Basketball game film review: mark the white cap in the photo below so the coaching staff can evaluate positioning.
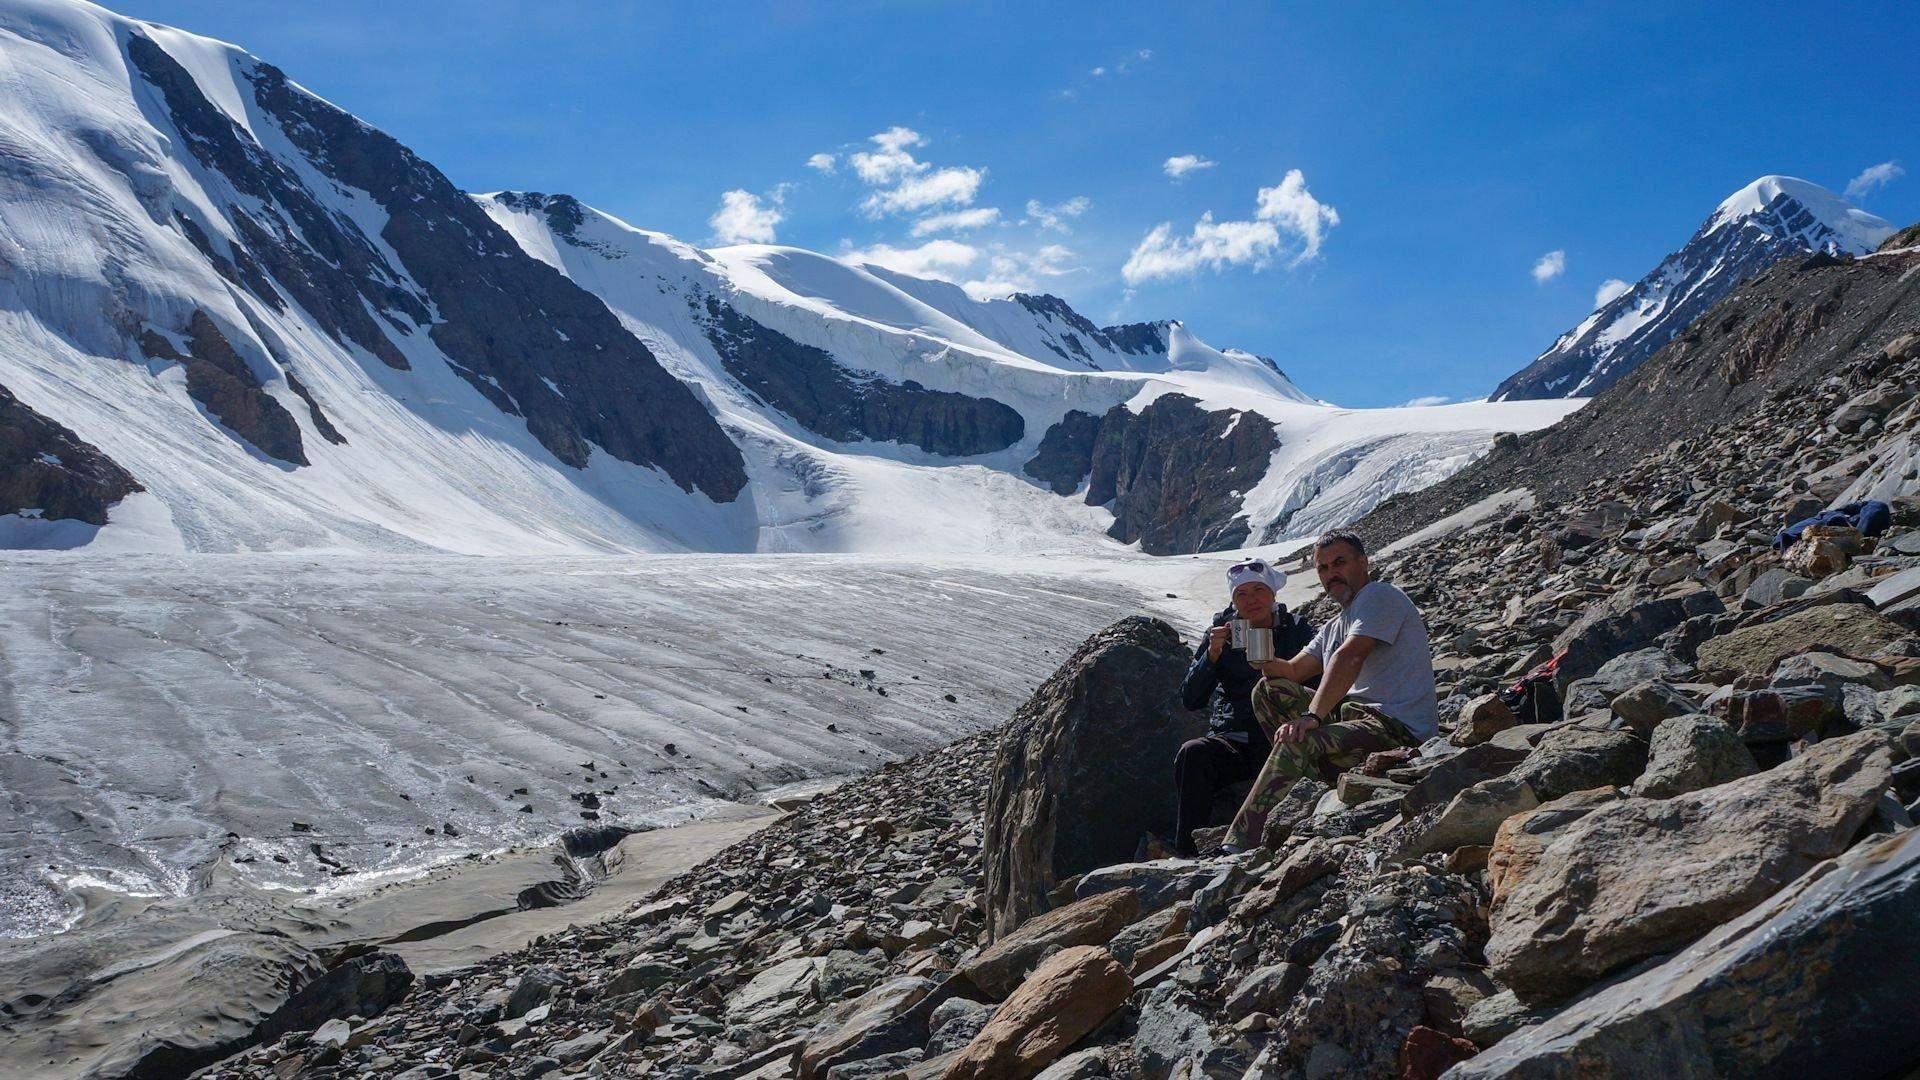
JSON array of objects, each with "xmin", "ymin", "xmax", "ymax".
[{"xmin": 1226, "ymin": 558, "xmax": 1286, "ymax": 595}]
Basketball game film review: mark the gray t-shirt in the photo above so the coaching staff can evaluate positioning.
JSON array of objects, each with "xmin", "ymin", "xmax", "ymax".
[{"xmin": 1306, "ymin": 580, "xmax": 1438, "ymax": 740}]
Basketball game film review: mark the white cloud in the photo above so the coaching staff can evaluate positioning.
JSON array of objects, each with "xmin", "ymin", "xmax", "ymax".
[
  {"xmin": 1255, "ymin": 171, "xmax": 1340, "ymax": 263},
  {"xmin": 805, "ymin": 152, "xmax": 837, "ymax": 173},
  {"xmin": 865, "ymin": 166, "xmax": 984, "ymax": 216},
  {"xmin": 1398, "ymin": 395, "xmax": 1451, "ymax": 408},
  {"xmin": 911, "ymin": 207, "xmax": 1002, "ymax": 236},
  {"xmin": 843, "ymin": 239, "xmax": 980, "ymax": 279},
  {"xmin": 1594, "ymin": 278, "xmax": 1631, "ymax": 308},
  {"xmin": 1845, "ymin": 161, "xmax": 1904, "ymax": 200},
  {"xmin": 850, "ymin": 126, "xmax": 927, "ymax": 184},
  {"xmin": 1024, "ymin": 196, "xmax": 1090, "ymax": 233},
  {"xmin": 1163, "ymin": 154, "xmax": 1217, "ymax": 180},
  {"xmin": 709, "ymin": 188, "xmax": 783, "ymax": 245},
  {"xmin": 1121, "ymin": 169, "xmax": 1339, "ymax": 284},
  {"xmin": 1089, "ymin": 65, "xmax": 1107, "ymax": 77},
  {"xmin": 844, "ymin": 127, "xmax": 984, "ymax": 217},
  {"xmin": 1532, "ymin": 250, "xmax": 1566, "ymax": 283}
]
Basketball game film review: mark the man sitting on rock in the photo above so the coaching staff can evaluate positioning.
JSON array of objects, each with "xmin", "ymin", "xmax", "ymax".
[
  {"xmin": 1222, "ymin": 530, "xmax": 1437, "ymax": 850},
  {"xmin": 1172, "ymin": 558, "xmax": 1315, "ymax": 856}
]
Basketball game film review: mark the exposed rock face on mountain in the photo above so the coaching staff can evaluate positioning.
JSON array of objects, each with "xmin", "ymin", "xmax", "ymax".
[
  {"xmin": 1493, "ymin": 176, "xmax": 1894, "ymax": 401},
  {"xmin": 1009, "ymin": 294, "xmax": 1161, "ymax": 367},
  {"xmin": 137, "ymin": 312, "xmax": 309, "ymax": 466},
  {"xmin": 0, "ymin": 383, "xmax": 141, "ymax": 524},
  {"xmin": 698, "ymin": 295, "xmax": 1025, "ymax": 456},
  {"xmin": 119, "ymin": 30, "xmax": 752, "ymax": 499},
  {"xmin": 1363, "ymin": 243, "xmax": 1920, "ymax": 547},
  {"xmin": 1023, "ymin": 395, "xmax": 1280, "ymax": 554}
]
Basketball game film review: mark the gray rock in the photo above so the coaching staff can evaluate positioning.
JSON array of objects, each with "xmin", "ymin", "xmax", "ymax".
[
  {"xmin": 824, "ymin": 1048, "xmax": 925, "ymax": 1079},
  {"xmin": 958, "ymin": 889, "xmax": 1140, "ymax": 999},
  {"xmin": 604, "ymin": 961, "xmax": 677, "ymax": 998},
  {"xmin": 1508, "ymin": 725, "xmax": 1648, "ymax": 800},
  {"xmin": 1402, "ymin": 742, "xmax": 1529, "ymax": 814},
  {"xmin": 981, "ymin": 618, "xmax": 1201, "ymax": 937},
  {"xmin": 1553, "ymin": 590, "xmax": 1722, "ymax": 690},
  {"xmin": 1032, "ymin": 1048, "xmax": 1111, "ymax": 1079},
  {"xmin": 1607, "ymin": 680, "xmax": 1699, "ymax": 733},
  {"xmin": 725, "ymin": 956, "xmax": 824, "ymax": 1024},
  {"xmin": 1562, "ymin": 647, "xmax": 1695, "ymax": 715},
  {"xmin": 1772, "ymin": 650, "xmax": 1893, "ymax": 691},
  {"xmin": 1633, "ymin": 715, "xmax": 1758, "ymax": 798},
  {"xmin": 1075, "ymin": 859, "xmax": 1218, "ymax": 915},
  {"xmin": 1455, "ymin": 827, "xmax": 1920, "ymax": 1077},
  {"xmin": 1487, "ymin": 730, "xmax": 1894, "ymax": 1001},
  {"xmin": 1461, "ymin": 989, "xmax": 1557, "ymax": 1047},
  {"xmin": 925, "ymin": 997, "xmax": 994, "ymax": 1056},
  {"xmin": 505, "ymin": 966, "xmax": 566, "ymax": 1021},
  {"xmin": 796, "ymin": 975, "xmax": 936, "ymax": 1080},
  {"xmin": 1259, "ymin": 777, "xmax": 1330, "ymax": 848},
  {"xmin": 1223, "ymin": 963, "xmax": 1308, "ymax": 1021},
  {"xmin": 1132, "ymin": 982, "xmax": 1214, "ymax": 1078},
  {"xmin": 1742, "ymin": 567, "xmax": 1813, "ymax": 609}
]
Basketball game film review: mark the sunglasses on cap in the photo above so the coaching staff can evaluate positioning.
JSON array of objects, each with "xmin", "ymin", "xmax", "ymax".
[{"xmin": 1229, "ymin": 560, "xmax": 1268, "ymax": 574}]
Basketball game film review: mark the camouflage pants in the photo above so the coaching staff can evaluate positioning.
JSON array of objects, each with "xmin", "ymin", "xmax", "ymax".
[{"xmin": 1224, "ymin": 677, "xmax": 1417, "ymax": 848}]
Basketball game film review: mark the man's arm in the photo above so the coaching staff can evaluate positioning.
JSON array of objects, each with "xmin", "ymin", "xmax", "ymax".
[{"xmin": 1307, "ymin": 634, "xmax": 1377, "ymax": 720}]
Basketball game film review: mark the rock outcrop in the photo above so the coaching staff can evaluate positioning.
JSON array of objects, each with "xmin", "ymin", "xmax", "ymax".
[
  {"xmin": 0, "ymin": 382, "xmax": 142, "ymax": 525},
  {"xmin": 980, "ymin": 617, "xmax": 1199, "ymax": 937},
  {"xmin": 699, "ymin": 295, "xmax": 1025, "ymax": 456}
]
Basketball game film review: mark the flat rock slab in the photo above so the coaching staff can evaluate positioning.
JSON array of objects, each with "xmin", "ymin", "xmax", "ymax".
[
  {"xmin": 1695, "ymin": 603, "xmax": 1911, "ymax": 679},
  {"xmin": 1486, "ymin": 730, "xmax": 1893, "ymax": 1001},
  {"xmin": 1455, "ymin": 826, "xmax": 1920, "ymax": 1078}
]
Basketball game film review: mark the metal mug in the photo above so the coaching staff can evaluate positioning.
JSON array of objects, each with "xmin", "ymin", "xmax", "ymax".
[{"xmin": 1230, "ymin": 620, "xmax": 1275, "ymax": 663}]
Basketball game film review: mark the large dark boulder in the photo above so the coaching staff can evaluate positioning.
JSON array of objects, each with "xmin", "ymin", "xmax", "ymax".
[
  {"xmin": 254, "ymin": 949, "xmax": 415, "ymax": 1044},
  {"xmin": 1455, "ymin": 824, "xmax": 1920, "ymax": 1078},
  {"xmin": 980, "ymin": 618, "xmax": 1201, "ymax": 937}
]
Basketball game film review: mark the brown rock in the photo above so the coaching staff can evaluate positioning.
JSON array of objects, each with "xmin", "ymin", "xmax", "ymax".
[
  {"xmin": 1399, "ymin": 1025, "xmax": 1479, "ymax": 1080},
  {"xmin": 944, "ymin": 946, "xmax": 1131, "ymax": 1080},
  {"xmin": 1486, "ymin": 787, "xmax": 1623, "ymax": 911},
  {"xmin": 1486, "ymin": 731, "xmax": 1893, "ymax": 1001},
  {"xmin": 956, "ymin": 889, "xmax": 1141, "ymax": 1000},
  {"xmin": 1451, "ymin": 694, "xmax": 1516, "ymax": 747}
]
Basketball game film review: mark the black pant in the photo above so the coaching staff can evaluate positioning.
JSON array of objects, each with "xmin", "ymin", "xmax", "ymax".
[{"xmin": 1173, "ymin": 733, "xmax": 1268, "ymax": 855}]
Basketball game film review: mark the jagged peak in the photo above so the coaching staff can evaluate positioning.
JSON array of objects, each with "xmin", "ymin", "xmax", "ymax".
[{"xmin": 1706, "ymin": 174, "xmax": 1893, "ymax": 253}]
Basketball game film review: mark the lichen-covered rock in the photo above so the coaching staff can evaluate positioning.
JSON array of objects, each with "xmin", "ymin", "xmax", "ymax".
[{"xmin": 1695, "ymin": 604, "xmax": 1912, "ymax": 680}]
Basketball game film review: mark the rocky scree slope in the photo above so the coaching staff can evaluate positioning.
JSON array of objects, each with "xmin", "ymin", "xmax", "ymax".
[
  {"xmin": 1492, "ymin": 175, "xmax": 1894, "ymax": 401},
  {"xmin": 1361, "ymin": 238, "xmax": 1920, "ymax": 548},
  {"xmin": 193, "ymin": 339, "xmax": 1920, "ymax": 1078}
]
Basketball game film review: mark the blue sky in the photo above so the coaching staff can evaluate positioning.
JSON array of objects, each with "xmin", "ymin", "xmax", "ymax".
[{"xmin": 121, "ymin": 2, "xmax": 1920, "ymax": 407}]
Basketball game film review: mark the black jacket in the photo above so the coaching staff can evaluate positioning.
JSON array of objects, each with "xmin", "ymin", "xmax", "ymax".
[{"xmin": 1182, "ymin": 604, "xmax": 1316, "ymax": 744}]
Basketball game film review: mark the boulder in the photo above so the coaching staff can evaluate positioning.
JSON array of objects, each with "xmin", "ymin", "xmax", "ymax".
[
  {"xmin": 255, "ymin": 950, "xmax": 414, "ymax": 1045},
  {"xmin": 1773, "ymin": 650, "xmax": 1893, "ymax": 691},
  {"xmin": 925, "ymin": 997, "xmax": 994, "ymax": 1056},
  {"xmin": 1632, "ymin": 715, "xmax": 1758, "ymax": 798},
  {"xmin": 1562, "ymin": 648, "xmax": 1696, "ymax": 716},
  {"xmin": 1553, "ymin": 589, "xmax": 1722, "ymax": 690},
  {"xmin": 1401, "ymin": 742, "xmax": 1529, "ymax": 815},
  {"xmin": 1486, "ymin": 787, "xmax": 1624, "ymax": 911},
  {"xmin": 1607, "ymin": 680, "xmax": 1699, "ymax": 733},
  {"xmin": 1782, "ymin": 526, "xmax": 1857, "ymax": 578},
  {"xmin": 725, "ymin": 956, "xmax": 824, "ymax": 1023},
  {"xmin": 981, "ymin": 618, "xmax": 1199, "ymax": 937},
  {"xmin": 1103, "ymin": 905, "xmax": 1188, "ymax": 969},
  {"xmin": 1223, "ymin": 962, "xmax": 1308, "ymax": 1021},
  {"xmin": 1741, "ymin": 567, "xmax": 1812, "ymax": 610},
  {"xmin": 1709, "ymin": 682, "xmax": 1848, "ymax": 745},
  {"xmin": 1453, "ymin": 827, "xmax": 1920, "ymax": 1078},
  {"xmin": 1406, "ymin": 776, "xmax": 1541, "ymax": 858},
  {"xmin": 795, "ymin": 975, "xmax": 936, "ymax": 1079},
  {"xmin": 1131, "ymin": 982, "xmax": 1215, "ymax": 1077},
  {"xmin": 1486, "ymin": 731, "xmax": 1893, "ymax": 1001},
  {"xmin": 1507, "ymin": 725, "xmax": 1648, "ymax": 799},
  {"xmin": 1695, "ymin": 603, "xmax": 1911, "ymax": 679},
  {"xmin": 1450, "ymin": 695, "xmax": 1515, "ymax": 746},
  {"xmin": 944, "ymin": 946, "xmax": 1132, "ymax": 1080},
  {"xmin": 1073, "ymin": 860, "xmax": 1215, "ymax": 914},
  {"xmin": 1258, "ymin": 777, "xmax": 1329, "ymax": 848},
  {"xmin": 957, "ymin": 889, "xmax": 1140, "ymax": 1000}
]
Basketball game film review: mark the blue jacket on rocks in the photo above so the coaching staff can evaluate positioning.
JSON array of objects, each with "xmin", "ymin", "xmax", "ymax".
[{"xmin": 1182, "ymin": 604, "xmax": 1316, "ymax": 746}]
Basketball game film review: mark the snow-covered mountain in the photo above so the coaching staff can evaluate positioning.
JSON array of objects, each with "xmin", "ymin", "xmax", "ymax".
[
  {"xmin": 0, "ymin": 0, "xmax": 1580, "ymax": 557},
  {"xmin": 1492, "ymin": 176, "xmax": 1895, "ymax": 401}
]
